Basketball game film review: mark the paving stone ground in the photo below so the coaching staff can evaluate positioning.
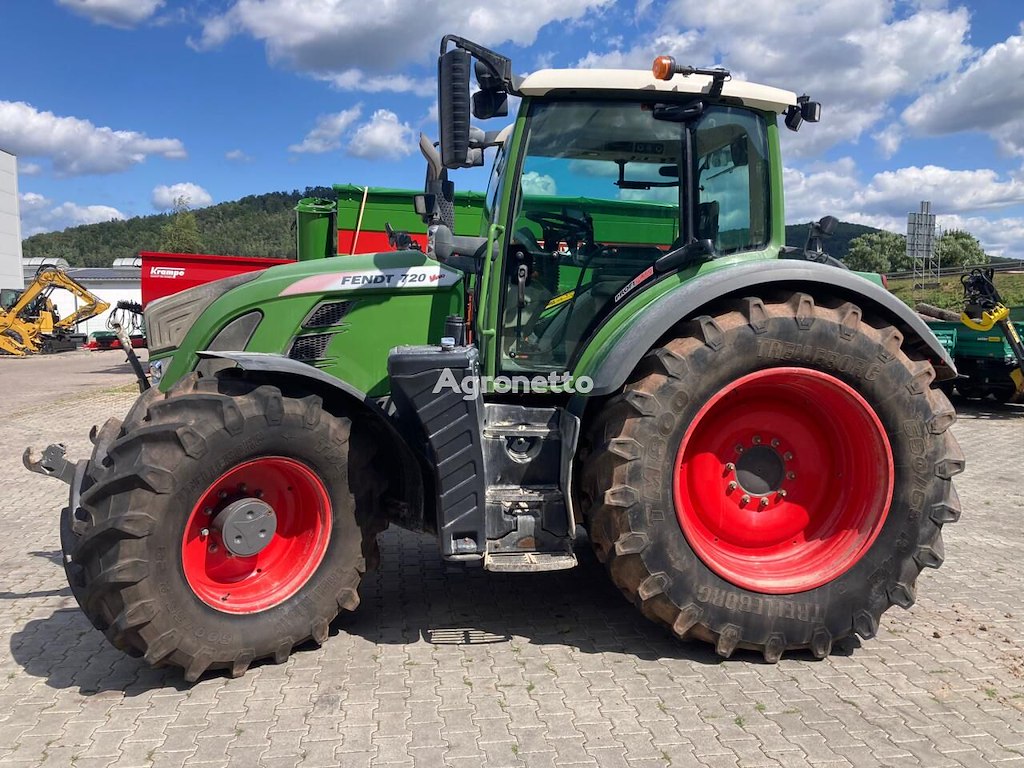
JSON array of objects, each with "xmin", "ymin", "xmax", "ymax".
[{"xmin": 0, "ymin": 353, "xmax": 1022, "ymax": 767}]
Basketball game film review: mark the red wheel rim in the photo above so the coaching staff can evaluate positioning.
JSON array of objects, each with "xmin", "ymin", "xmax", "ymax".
[
  {"xmin": 673, "ymin": 367, "xmax": 893, "ymax": 594},
  {"xmin": 182, "ymin": 457, "xmax": 331, "ymax": 613}
]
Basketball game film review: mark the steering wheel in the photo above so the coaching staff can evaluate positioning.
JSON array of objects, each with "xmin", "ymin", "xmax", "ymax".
[
  {"xmin": 523, "ymin": 210, "xmax": 596, "ymax": 266},
  {"xmin": 524, "ymin": 210, "xmax": 591, "ymax": 241}
]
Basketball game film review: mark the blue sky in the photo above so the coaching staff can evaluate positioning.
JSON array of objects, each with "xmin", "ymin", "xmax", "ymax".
[{"xmin": 3, "ymin": 0, "xmax": 1024, "ymax": 257}]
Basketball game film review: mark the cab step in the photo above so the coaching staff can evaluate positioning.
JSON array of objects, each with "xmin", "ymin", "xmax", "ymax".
[{"xmin": 483, "ymin": 550, "xmax": 578, "ymax": 572}]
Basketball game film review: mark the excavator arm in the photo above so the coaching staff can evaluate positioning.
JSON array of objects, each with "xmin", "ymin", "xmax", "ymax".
[
  {"xmin": 0, "ymin": 266, "xmax": 110, "ymax": 356},
  {"xmin": 41, "ymin": 268, "xmax": 110, "ymax": 331}
]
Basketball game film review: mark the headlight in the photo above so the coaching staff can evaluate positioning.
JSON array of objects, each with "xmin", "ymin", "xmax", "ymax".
[
  {"xmin": 145, "ymin": 272, "xmax": 261, "ymax": 354},
  {"xmin": 149, "ymin": 358, "xmax": 165, "ymax": 385}
]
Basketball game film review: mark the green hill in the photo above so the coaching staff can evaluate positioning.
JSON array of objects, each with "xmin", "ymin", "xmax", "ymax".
[
  {"xmin": 22, "ymin": 187, "xmax": 337, "ymax": 267},
  {"xmin": 784, "ymin": 220, "xmax": 886, "ymax": 262},
  {"xmin": 23, "ymin": 186, "xmax": 885, "ymax": 267}
]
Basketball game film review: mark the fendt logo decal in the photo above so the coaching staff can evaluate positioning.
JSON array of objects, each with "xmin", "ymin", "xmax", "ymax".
[
  {"xmin": 280, "ymin": 266, "xmax": 461, "ymax": 296},
  {"xmin": 149, "ymin": 266, "xmax": 186, "ymax": 279}
]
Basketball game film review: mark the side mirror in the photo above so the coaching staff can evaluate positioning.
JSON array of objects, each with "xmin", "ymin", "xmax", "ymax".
[
  {"xmin": 472, "ymin": 89, "xmax": 508, "ymax": 120},
  {"xmin": 438, "ymin": 48, "xmax": 471, "ymax": 169},
  {"xmin": 816, "ymin": 215, "xmax": 838, "ymax": 236},
  {"xmin": 413, "ymin": 193, "xmax": 436, "ymax": 220}
]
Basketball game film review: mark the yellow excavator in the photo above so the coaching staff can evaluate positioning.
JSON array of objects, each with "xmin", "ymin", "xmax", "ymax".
[{"xmin": 0, "ymin": 266, "xmax": 110, "ymax": 356}]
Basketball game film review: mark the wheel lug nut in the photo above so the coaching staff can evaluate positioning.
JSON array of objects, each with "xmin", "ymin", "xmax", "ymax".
[
  {"xmin": 208, "ymin": 543, "xmax": 218, "ymax": 553},
  {"xmin": 204, "ymin": 507, "xmax": 213, "ymax": 516},
  {"xmin": 735, "ymin": 444, "xmax": 744, "ymax": 453},
  {"xmin": 752, "ymin": 435, "xmax": 761, "ymax": 445},
  {"xmin": 218, "ymin": 490, "xmax": 228, "ymax": 500},
  {"xmin": 777, "ymin": 489, "xmax": 788, "ymax": 499},
  {"xmin": 759, "ymin": 497, "xmax": 769, "ymax": 508},
  {"xmin": 725, "ymin": 462, "xmax": 735, "ymax": 472},
  {"xmin": 740, "ymin": 494, "xmax": 751, "ymax": 505},
  {"xmin": 771, "ymin": 439, "xmax": 780, "ymax": 448},
  {"xmin": 784, "ymin": 452, "xmax": 793, "ymax": 462},
  {"xmin": 787, "ymin": 471, "xmax": 796, "ymax": 480},
  {"xmin": 726, "ymin": 481, "xmax": 738, "ymax": 492},
  {"xmin": 199, "ymin": 528, "xmax": 209, "ymax": 540}
]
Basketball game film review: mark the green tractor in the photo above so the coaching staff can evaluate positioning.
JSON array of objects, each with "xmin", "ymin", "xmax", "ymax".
[{"xmin": 26, "ymin": 36, "xmax": 963, "ymax": 680}]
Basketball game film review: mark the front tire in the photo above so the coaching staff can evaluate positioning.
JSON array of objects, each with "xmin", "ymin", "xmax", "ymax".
[
  {"xmin": 581, "ymin": 293, "xmax": 964, "ymax": 661},
  {"xmin": 68, "ymin": 374, "xmax": 377, "ymax": 680}
]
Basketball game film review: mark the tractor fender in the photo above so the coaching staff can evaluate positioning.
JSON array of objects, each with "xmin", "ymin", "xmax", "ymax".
[
  {"xmin": 577, "ymin": 260, "xmax": 957, "ymax": 399},
  {"xmin": 197, "ymin": 351, "xmax": 427, "ymax": 533}
]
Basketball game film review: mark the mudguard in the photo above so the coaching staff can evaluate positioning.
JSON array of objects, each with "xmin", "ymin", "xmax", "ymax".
[
  {"xmin": 197, "ymin": 351, "xmax": 428, "ymax": 532},
  {"xmin": 579, "ymin": 260, "xmax": 957, "ymax": 398}
]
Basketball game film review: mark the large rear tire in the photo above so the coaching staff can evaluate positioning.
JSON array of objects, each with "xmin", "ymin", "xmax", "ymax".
[
  {"xmin": 580, "ymin": 293, "xmax": 964, "ymax": 661},
  {"xmin": 67, "ymin": 374, "xmax": 379, "ymax": 680}
]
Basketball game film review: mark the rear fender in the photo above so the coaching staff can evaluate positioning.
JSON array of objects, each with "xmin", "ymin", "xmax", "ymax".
[
  {"xmin": 198, "ymin": 351, "xmax": 428, "ymax": 533},
  {"xmin": 576, "ymin": 260, "xmax": 957, "ymax": 401}
]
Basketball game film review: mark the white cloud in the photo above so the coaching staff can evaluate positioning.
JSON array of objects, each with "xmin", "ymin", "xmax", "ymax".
[
  {"xmin": 0, "ymin": 101, "xmax": 186, "ymax": 176},
  {"xmin": 18, "ymin": 162, "xmax": 42, "ymax": 176},
  {"xmin": 225, "ymin": 148, "xmax": 252, "ymax": 163},
  {"xmin": 521, "ymin": 171, "xmax": 557, "ymax": 195},
  {"xmin": 577, "ymin": 30, "xmax": 709, "ymax": 70},
  {"xmin": 902, "ymin": 27, "xmax": 1024, "ymax": 156},
  {"xmin": 191, "ymin": 0, "xmax": 614, "ymax": 86},
  {"xmin": 19, "ymin": 191, "xmax": 125, "ymax": 235},
  {"xmin": 57, "ymin": 0, "xmax": 164, "ymax": 28},
  {"xmin": 289, "ymin": 106, "xmax": 362, "ymax": 153},
  {"xmin": 574, "ymin": 1, "xmax": 972, "ymax": 156},
  {"xmin": 873, "ymin": 124, "xmax": 903, "ymax": 159},
  {"xmin": 347, "ymin": 110, "xmax": 416, "ymax": 160},
  {"xmin": 783, "ymin": 160, "xmax": 1024, "ymax": 258},
  {"xmin": 316, "ymin": 70, "xmax": 435, "ymax": 97},
  {"xmin": 152, "ymin": 182, "xmax": 213, "ymax": 211}
]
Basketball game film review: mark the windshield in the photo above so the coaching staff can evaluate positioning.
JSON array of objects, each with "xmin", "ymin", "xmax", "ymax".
[{"xmin": 500, "ymin": 100, "xmax": 771, "ymax": 373}]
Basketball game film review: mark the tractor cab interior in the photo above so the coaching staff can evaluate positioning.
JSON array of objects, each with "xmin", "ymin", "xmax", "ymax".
[{"xmin": 498, "ymin": 99, "xmax": 771, "ymax": 373}]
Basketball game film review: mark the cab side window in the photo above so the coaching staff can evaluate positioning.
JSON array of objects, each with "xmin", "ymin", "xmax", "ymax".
[{"xmin": 693, "ymin": 107, "xmax": 770, "ymax": 254}]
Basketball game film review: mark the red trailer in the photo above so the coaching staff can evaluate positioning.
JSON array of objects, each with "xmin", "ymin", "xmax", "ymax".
[{"xmin": 140, "ymin": 252, "xmax": 293, "ymax": 307}]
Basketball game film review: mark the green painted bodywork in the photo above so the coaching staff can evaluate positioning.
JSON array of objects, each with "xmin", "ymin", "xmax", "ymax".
[
  {"xmin": 156, "ymin": 249, "xmax": 462, "ymax": 396},
  {"xmin": 334, "ymin": 184, "xmax": 486, "ymax": 238}
]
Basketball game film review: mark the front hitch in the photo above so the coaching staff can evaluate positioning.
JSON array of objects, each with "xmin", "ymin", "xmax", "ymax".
[
  {"xmin": 24, "ymin": 443, "xmax": 89, "ymax": 533},
  {"xmin": 24, "ymin": 443, "xmax": 80, "ymax": 485}
]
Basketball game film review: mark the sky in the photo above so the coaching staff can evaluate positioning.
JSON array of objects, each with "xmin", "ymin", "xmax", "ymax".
[{"xmin": 2, "ymin": 0, "xmax": 1024, "ymax": 258}]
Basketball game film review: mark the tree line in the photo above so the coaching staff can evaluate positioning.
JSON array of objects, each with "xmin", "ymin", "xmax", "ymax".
[
  {"xmin": 22, "ymin": 187, "xmax": 338, "ymax": 267},
  {"xmin": 842, "ymin": 229, "xmax": 996, "ymax": 273}
]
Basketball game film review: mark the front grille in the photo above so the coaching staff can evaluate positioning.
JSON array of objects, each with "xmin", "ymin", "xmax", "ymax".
[
  {"xmin": 288, "ymin": 334, "xmax": 333, "ymax": 361},
  {"xmin": 303, "ymin": 301, "xmax": 354, "ymax": 328}
]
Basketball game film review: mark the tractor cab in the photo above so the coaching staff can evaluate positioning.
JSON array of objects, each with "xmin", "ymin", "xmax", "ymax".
[{"xmin": 420, "ymin": 36, "xmax": 816, "ymax": 381}]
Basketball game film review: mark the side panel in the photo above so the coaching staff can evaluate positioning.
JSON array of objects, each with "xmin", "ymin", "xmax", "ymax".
[{"xmin": 158, "ymin": 250, "xmax": 463, "ymax": 397}]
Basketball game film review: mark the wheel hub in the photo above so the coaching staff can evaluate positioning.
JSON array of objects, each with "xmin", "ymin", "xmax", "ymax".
[
  {"xmin": 182, "ymin": 456, "xmax": 332, "ymax": 614},
  {"xmin": 734, "ymin": 444, "xmax": 785, "ymax": 496},
  {"xmin": 212, "ymin": 498, "xmax": 277, "ymax": 557}
]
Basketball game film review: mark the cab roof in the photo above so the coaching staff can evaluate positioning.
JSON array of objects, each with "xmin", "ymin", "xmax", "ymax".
[{"xmin": 517, "ymin": 69, "xmax": 798, "ymax": 114}]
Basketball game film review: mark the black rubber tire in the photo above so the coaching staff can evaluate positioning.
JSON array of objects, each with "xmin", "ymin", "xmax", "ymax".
[
  {"xmin": 67, "ymin": 373, "xmax": 379, "ymax": 681},
  {"xmin": 579, "ymin": 292, "xmax": 964, "ymax": 662}
]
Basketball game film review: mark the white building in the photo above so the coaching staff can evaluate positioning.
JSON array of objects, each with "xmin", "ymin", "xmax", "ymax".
[
  {"xmin": 22, "ymin": 258, "xmax": 142, "ymax": 337},
  {"xmin": 0, "ymin": 149, "xmax": 22, "ymax": 293}
]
